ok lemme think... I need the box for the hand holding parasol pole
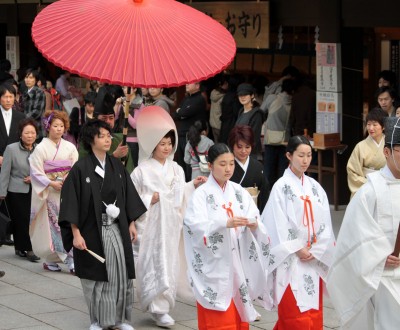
[121,87,131,166]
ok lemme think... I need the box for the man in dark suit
[0,83,26,246]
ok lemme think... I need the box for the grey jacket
[263,92,292,144]
[0,142,34,196]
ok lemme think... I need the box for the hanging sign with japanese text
[315,43,342,135]
[189,1,269,49]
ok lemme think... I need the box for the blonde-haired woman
[29,110,78,273]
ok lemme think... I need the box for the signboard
[6,36,19,78]
[316,43,342,92]
[316,92,342,133]
[315,43,342,135]
[189,1,269,49]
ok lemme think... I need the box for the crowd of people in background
[0,57,400,330]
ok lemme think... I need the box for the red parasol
[32,0,236,88]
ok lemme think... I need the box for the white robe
[130,158,194,313]
[183,175,272,322]
[261,168,335,312]
[327,166,400,329]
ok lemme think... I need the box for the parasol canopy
[32,0,236,87]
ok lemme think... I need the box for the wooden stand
[307,144,347,211]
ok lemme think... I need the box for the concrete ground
[0,207,345,330]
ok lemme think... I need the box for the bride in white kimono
[130,106,205,328]
[261,135,335,330]
[184,143,272,330]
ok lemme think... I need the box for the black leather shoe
[3,238,14,246]
[26,252,40,262]
[15,250,27,258]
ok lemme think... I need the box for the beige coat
[347,136,386,198]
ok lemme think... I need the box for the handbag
[192,145,210,173]
[198,155,210,173]
[0,200,12,240]
[266,130,286,145]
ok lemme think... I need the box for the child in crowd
[184,120,214,179]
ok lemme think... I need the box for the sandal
[43,262,61,272]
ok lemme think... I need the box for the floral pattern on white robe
[184,175,272,322]
[261,168,335,312]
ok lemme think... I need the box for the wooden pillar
[316,1,364,204]
[340,28,364,204]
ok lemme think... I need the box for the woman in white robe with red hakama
[261,135,335,330]
[184,143,272,330]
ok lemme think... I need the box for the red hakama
[197,300,249,330]
[274,278,323,330]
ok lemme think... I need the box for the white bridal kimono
[184,175,272,322]
[130,158,195,313]
[261,168,335,312]
[327,166,400,329]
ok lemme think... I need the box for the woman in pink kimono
[29,110,78,273]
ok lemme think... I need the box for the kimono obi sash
[244,186,259,206]
[101,213,118,226]
[44,159,73,180]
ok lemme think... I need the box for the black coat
[0,110,26,156]
[173,91,206,137]
[59,153,146,281]
[230,157,269,213]
[219,91,241,144]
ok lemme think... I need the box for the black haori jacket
[59,153,146,281]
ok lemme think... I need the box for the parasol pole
[121,87,131,166]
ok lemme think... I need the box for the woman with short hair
[229,125,269,213]
[347,107,388,198]
[0,118,39,261]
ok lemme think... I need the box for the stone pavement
[0,207,344,330]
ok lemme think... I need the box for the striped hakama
[81,222,134,327]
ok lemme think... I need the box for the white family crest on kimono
[130,158,194,313]
[327,166,400,329]
[184,175,272,322]
[261,168,335,312]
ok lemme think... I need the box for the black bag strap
[0,199,11,219]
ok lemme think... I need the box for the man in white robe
[327,116,400,329]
